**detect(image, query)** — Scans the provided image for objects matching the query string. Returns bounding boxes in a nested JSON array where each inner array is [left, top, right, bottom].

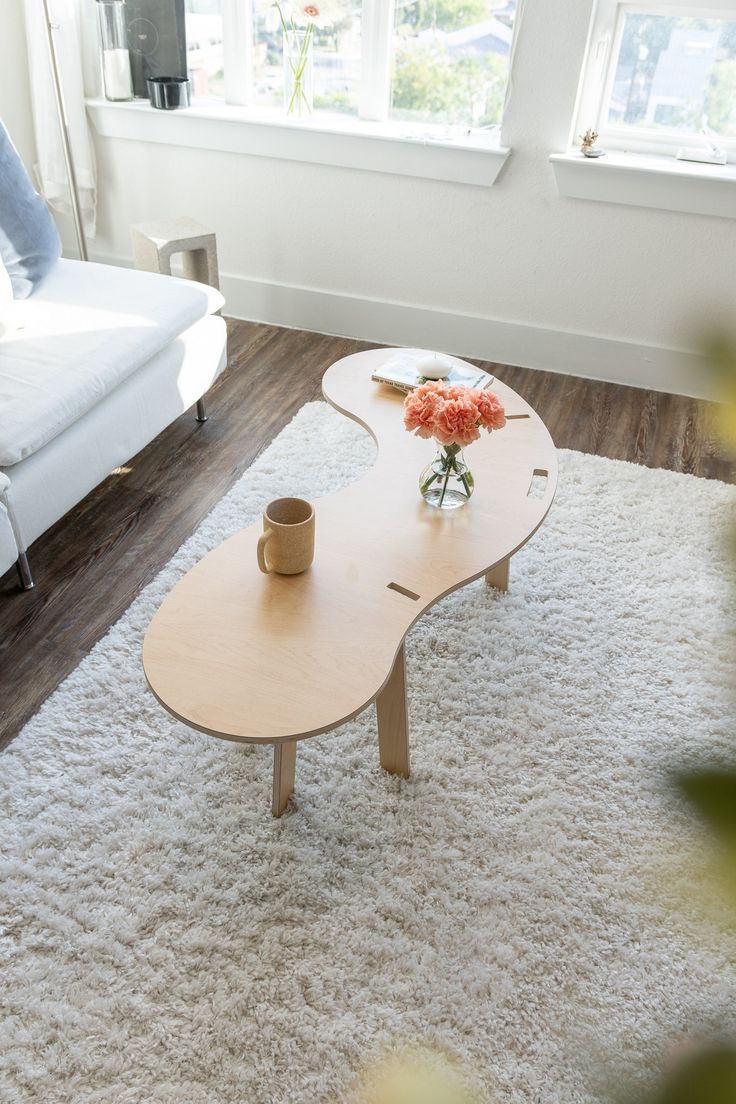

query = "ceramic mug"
[[257, 497, 315, 575]]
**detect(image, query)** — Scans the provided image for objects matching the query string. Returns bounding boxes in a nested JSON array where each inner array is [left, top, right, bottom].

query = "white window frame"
[[222, 0, 254, 105], [572, 0, 736, 161], [358, 0, 394, 120]]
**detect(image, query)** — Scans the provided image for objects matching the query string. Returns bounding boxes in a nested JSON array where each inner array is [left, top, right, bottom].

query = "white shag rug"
[[2, 401, 736, 1104]]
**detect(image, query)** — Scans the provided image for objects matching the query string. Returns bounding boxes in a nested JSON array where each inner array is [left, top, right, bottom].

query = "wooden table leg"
[[272, 739, 297, 816], [485, 557, 509, 592], [377, 643, 410, 777]]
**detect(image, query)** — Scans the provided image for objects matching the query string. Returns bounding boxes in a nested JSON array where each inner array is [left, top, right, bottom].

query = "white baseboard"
[[88, 249, 711, 400]]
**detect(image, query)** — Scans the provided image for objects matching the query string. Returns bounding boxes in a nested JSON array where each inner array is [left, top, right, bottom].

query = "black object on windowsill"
[[147, 77, 190, 110]]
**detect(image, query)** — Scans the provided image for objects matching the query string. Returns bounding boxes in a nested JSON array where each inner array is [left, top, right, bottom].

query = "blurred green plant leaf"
[[675, 769, 736, 847], [701, 331, 736, 447], [648, 1043, 736, 1104]]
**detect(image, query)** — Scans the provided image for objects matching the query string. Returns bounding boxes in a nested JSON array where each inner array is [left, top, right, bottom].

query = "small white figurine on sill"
[[580, 128, 606, 158]]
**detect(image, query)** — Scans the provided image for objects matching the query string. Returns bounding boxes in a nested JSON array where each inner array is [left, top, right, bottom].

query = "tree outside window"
[[391, 0, 516, 127]]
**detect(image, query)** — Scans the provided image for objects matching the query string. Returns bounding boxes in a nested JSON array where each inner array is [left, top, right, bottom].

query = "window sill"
[[550, 150, 736, 220], [86, 98, 510, 188]]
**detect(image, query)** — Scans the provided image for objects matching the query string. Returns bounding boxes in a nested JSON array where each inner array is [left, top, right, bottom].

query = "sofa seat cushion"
[[0, 259, 225, 466]]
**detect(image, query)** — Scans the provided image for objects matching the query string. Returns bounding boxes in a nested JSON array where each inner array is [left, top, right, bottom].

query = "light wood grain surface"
[[376, 643, 410, 777], [142, 348, 557, 744]]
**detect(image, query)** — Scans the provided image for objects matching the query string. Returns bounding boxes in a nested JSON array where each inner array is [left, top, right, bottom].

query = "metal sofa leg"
[[16, 551, 34, 591], [196, 398, 208, 423], [1, 475, 34, 591]]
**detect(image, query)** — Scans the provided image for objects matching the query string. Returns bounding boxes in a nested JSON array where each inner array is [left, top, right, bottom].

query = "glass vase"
[[97, 0, 133, 102], [283, 29, 314, 116], [419, 445, 474, 510]]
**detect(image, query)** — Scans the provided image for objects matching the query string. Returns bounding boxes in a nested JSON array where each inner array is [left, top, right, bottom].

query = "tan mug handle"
[[257, 528, 274, 573]]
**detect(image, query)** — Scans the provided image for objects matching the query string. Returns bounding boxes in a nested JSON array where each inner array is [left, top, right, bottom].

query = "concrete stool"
[[131, 216, 220, 423], [131, 216, 220, 289]]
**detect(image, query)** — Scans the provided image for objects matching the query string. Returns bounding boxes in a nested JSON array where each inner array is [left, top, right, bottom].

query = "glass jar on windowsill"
[[96, 0, 133, 102]]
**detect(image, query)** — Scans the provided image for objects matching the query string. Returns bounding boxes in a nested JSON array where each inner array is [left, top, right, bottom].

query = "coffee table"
[[143, 349, 557, 815]]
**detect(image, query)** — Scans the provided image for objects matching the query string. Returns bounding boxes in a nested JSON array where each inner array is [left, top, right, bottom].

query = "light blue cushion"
[[0, 121, 61, 299]]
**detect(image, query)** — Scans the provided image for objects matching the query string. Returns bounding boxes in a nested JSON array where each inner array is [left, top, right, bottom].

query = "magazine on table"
[[371, 350, 495, 394]]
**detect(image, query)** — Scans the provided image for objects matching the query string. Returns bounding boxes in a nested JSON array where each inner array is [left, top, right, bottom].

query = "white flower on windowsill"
[[295, 3, 334, 28], [275, 0, 337, 31]]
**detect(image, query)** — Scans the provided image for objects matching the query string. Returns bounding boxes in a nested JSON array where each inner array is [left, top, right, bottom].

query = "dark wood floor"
[[0, 320, 732, 753]]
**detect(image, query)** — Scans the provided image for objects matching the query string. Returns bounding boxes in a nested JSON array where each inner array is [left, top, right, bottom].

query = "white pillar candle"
[[103, 48, 133, 101], [416, 353, 451, 380]]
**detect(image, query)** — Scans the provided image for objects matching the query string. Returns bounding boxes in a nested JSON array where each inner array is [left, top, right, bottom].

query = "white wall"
[[3, 0, 735, 396], [0, 0, 36, 171]]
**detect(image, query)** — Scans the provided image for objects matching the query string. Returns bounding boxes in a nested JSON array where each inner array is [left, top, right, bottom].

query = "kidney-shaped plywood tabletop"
[[142, 349, 558, 744]]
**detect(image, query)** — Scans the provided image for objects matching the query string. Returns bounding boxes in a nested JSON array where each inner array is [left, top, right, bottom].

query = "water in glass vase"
[[420, 445, 474, 509], [283, 29, 314, 116]]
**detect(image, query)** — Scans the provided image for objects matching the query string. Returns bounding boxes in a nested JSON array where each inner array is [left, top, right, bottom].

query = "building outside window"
[[575, 1, 736, 158]]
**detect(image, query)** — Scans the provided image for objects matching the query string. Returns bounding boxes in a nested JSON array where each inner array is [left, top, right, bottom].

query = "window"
[[575, 0, 736, 158], [391, 0, 516, 129], [186, 0, 225, 99], [193, 0, 517, 133]]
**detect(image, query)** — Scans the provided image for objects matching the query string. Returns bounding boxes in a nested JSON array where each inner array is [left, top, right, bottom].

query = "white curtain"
[[22, 0, 97, 238]]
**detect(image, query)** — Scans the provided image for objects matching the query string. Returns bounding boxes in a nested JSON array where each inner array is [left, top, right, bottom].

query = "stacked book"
[[371, 349, 494, 394]]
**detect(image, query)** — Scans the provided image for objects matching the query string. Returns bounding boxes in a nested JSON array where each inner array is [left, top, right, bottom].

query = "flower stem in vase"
[[283, 25, 314, 116], [419, 443, 474, 510]]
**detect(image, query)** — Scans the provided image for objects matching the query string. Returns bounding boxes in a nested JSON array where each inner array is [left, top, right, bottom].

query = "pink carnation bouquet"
[[404, 381, 506, 508]]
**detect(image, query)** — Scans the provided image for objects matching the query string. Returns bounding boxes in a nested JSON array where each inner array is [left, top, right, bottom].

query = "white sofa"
[[0, 258, 227, 589]]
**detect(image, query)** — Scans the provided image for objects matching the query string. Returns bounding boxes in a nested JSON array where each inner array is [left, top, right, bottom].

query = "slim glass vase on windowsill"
[[96, 0, 133, 101], [283, 28, 313, 117]]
